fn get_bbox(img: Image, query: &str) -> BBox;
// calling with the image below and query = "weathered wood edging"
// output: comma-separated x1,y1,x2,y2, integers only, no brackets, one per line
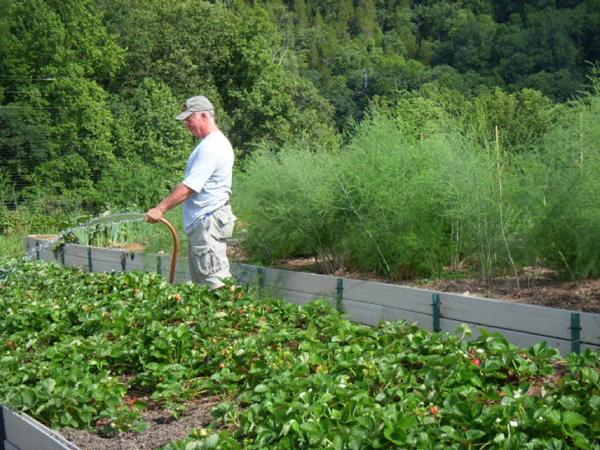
25,236,600,356
1,405,79,450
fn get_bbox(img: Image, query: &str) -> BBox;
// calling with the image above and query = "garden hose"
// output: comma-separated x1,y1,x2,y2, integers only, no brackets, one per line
158,217,180,283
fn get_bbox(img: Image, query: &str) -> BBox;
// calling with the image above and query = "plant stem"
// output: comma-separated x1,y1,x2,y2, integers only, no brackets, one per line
336,174,393,279
496,126,521,292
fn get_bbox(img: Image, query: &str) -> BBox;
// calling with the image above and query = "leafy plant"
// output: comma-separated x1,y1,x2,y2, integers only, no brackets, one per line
1,260,598,448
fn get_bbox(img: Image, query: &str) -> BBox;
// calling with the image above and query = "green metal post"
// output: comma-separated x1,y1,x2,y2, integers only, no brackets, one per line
336,278,344,312
570,313,581,354
87,247,93,272
257,267,265,294
120,253,127,272
0,406,6,450
432,293,441,332
35,241,40,260
156,255,162,276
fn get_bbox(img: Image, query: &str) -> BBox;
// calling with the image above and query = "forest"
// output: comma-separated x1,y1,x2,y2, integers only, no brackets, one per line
2,0,600,279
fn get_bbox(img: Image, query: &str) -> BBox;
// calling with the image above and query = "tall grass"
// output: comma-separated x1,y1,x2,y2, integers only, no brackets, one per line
235,85,600,280
234,144,344,271
521,89,600,278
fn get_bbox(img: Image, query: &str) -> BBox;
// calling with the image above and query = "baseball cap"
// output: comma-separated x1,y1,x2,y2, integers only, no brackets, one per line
176,96,214,121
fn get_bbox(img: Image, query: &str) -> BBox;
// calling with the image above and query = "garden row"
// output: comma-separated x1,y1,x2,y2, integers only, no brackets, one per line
1,260,599,449
26,236,600,356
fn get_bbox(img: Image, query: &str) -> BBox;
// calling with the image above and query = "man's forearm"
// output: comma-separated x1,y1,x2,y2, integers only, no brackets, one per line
156,183,194,213
146,183,194,223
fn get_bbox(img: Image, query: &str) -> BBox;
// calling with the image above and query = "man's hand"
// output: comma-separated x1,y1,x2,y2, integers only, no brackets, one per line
146,206,164,223
145,183,194,224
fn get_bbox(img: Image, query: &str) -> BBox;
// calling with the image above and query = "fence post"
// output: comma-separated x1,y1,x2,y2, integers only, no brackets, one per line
35,241,40,260
59,247,65,266
156,255,162,276
432,293,441,332
257,266,265,294
120,253,127,273
87,247,93,272
570,313,581,354
0,406,6,450
0,405,6,450
336,278,344,312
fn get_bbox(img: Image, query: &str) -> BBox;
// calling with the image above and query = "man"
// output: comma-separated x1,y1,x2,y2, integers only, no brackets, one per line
146,95,236,289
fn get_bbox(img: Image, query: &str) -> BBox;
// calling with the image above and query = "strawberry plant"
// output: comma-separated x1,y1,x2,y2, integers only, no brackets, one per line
1,260,598,449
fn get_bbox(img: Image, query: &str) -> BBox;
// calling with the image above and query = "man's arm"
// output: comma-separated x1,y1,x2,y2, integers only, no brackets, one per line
145,183,195,223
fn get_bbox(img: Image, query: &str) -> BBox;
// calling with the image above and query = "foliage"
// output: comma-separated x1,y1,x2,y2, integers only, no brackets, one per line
235,84,600,280
235,144,343,271
521,88,600,278
0,261,598,448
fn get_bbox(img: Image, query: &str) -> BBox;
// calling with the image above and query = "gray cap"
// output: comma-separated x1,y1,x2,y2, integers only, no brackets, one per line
176,95,214,121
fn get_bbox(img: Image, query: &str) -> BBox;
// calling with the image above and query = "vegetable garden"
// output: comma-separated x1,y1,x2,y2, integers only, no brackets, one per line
1,260,599,449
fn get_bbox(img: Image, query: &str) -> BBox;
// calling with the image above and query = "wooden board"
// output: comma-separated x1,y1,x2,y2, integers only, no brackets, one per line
262,267,337,296
440,292,581,343
439,317,574,356
2,406,79,450
343,299,383,326
342,278,434,314
231,263,260,285
23,239,600,355
580,312,600,346
266,286,334,307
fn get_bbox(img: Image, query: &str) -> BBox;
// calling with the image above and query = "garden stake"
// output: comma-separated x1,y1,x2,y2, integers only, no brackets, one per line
0,406,6,450
157,217,180,284
257,266,265,294
432,293,441,332
570,312,581,354
120,253,127,272
336,278,344,312
156,254,162,276
87,247,93,272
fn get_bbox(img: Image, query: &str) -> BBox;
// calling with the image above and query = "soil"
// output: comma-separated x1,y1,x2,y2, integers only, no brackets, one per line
270,256,600,313
60,396,220,450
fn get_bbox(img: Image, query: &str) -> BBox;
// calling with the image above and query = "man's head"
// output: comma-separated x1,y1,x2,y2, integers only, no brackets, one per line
177,96,217,138
176,96,214,121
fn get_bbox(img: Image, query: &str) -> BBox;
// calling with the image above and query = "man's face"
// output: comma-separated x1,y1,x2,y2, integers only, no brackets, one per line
184,112,208,138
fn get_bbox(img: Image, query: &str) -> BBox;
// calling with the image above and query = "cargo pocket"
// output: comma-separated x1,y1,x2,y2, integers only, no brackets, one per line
211,209,236,240
197,248,224,275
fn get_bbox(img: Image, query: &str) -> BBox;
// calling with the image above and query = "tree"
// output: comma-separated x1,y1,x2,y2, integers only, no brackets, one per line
0,0,124,204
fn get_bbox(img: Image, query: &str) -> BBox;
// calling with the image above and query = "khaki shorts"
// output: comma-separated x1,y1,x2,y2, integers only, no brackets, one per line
188,204,236,289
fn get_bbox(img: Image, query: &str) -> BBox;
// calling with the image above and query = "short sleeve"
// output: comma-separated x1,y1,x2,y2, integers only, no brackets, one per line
183,150,218,193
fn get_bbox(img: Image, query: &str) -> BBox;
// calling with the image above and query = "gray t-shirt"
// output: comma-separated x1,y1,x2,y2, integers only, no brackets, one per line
182,131,234,235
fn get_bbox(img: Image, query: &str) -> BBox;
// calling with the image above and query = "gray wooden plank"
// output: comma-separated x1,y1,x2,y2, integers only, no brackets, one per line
62,244,91,259
266,287,328,307
62,254,88,271
440,292,583,343
231,263,260,285
343,300,383,326
262,267,337,296
124,254,158,273
342,278,435,314
37,245,56,262
381,305,435,331
438,317,574,356
91,259,123,274
580,312,600,346
174,270,191,283
88,246,126,261
3,407,79,450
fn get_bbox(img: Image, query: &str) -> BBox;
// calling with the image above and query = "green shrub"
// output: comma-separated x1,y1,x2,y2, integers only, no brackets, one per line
523,90,600,277
235,143,344,271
